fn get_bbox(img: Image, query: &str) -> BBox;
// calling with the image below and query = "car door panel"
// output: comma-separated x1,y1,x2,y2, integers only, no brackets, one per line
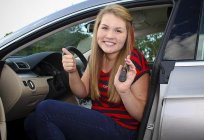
159,62,204,140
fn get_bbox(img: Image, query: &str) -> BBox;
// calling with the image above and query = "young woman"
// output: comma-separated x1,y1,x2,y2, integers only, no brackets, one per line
24,4,150,140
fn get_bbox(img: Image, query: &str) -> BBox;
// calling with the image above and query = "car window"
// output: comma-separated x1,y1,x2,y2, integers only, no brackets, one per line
163,1,201,60
13,5,170,64
132,6,169,63
135,32,163,62
197,1,204,60
14,22,92,56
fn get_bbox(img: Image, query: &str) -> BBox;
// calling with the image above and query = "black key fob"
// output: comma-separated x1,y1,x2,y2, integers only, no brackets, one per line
119,65,128,82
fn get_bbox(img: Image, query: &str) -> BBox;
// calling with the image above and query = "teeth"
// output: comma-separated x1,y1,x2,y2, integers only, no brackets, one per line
105,41,114,46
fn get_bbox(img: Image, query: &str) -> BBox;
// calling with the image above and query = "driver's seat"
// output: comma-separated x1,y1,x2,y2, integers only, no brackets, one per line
77,36,92,60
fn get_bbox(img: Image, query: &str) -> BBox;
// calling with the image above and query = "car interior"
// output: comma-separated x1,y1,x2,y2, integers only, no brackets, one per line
0,3,172,140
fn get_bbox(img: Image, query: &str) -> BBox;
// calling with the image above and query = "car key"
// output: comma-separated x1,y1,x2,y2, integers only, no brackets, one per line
119,64,129,82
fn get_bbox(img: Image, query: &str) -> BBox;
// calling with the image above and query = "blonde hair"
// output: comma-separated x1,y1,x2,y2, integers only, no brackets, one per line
89,4,134,103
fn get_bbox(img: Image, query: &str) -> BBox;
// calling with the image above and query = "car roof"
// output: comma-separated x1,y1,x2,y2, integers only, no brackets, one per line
0,0,136,49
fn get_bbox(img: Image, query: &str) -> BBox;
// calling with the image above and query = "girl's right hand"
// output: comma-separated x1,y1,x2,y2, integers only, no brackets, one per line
62,48,77,73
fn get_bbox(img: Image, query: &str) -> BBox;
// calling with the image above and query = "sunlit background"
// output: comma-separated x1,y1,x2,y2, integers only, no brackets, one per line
0,0,86,39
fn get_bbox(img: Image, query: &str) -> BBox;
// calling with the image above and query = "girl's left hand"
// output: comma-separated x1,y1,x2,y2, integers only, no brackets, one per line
114,55,137,94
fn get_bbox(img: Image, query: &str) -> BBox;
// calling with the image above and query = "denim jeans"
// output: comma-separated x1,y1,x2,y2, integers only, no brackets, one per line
24,99,137,140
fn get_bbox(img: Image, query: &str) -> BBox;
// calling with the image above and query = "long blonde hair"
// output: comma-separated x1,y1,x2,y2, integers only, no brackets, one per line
89,4,134,103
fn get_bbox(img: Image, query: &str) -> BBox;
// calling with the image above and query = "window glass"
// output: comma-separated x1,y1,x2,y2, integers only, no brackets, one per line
13,6,170,64
132,6,169,62
14,22,92,56
197,1,204,60
164,0,202,60
136,32,163,62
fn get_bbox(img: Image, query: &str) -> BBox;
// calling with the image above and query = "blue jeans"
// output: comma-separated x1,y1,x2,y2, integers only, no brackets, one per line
24,99,137,140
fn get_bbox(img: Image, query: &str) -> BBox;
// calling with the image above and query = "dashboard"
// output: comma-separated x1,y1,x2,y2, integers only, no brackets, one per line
0,52,72,121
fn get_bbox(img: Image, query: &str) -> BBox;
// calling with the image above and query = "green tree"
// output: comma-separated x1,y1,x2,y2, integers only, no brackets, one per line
136,32,163,62
15,24,90,56
4,32,13,37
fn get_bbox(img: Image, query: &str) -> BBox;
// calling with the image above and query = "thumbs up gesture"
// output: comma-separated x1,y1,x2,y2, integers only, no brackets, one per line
62,48,77,73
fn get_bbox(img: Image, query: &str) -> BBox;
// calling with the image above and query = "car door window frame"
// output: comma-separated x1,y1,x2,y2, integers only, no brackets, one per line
196,0,204,60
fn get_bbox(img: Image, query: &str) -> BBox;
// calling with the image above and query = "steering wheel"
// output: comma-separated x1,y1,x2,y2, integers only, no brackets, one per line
65,46,91,105
66,46,88,77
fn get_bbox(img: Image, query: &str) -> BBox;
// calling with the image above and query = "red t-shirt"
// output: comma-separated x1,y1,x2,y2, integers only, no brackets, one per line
92,48,150,130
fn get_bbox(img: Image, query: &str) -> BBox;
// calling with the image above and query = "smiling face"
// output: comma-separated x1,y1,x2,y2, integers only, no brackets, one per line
97,13,127,56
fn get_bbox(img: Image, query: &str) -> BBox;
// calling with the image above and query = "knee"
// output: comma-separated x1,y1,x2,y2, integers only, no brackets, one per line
24,100,58,139
36,99,56,113
24,100,55,129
